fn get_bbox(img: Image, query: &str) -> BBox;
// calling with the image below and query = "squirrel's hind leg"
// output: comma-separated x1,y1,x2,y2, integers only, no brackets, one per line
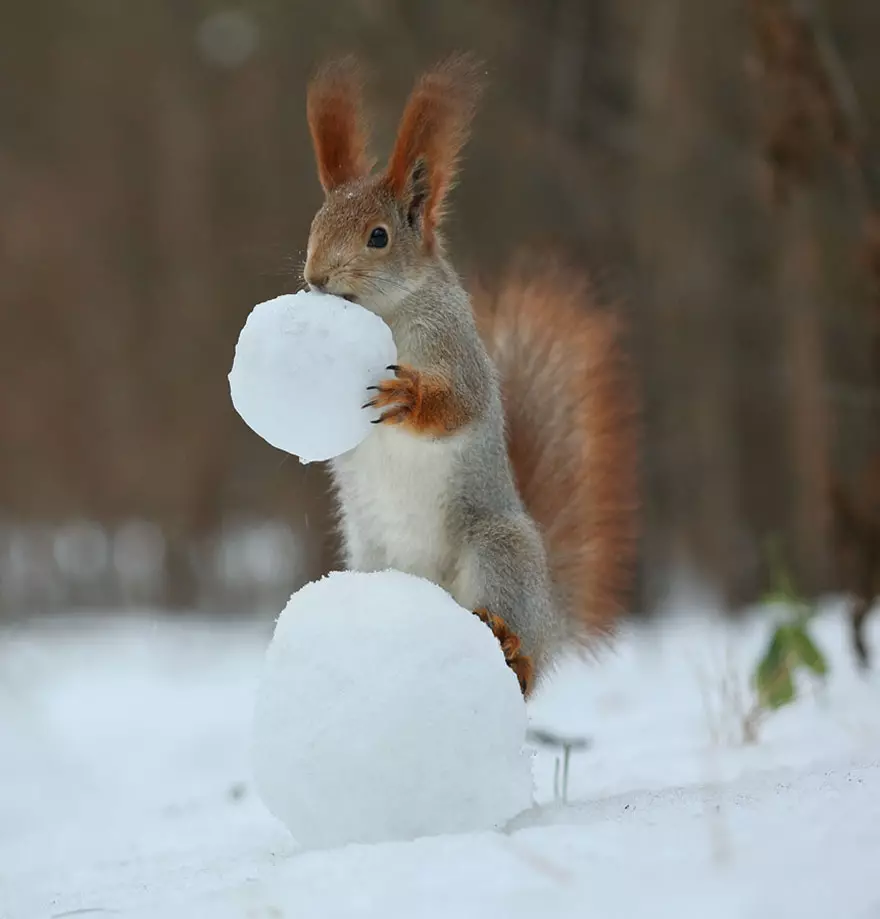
454,513,558,697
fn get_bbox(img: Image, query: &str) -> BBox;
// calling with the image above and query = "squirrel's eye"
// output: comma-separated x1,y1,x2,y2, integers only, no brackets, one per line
367,226,389,249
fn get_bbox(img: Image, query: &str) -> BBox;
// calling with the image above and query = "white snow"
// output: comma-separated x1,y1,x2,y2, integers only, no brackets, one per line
253,570,533,848
3,598,879,918
228,291,397,463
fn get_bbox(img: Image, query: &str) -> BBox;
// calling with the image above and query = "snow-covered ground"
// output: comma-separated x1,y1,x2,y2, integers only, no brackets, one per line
3,598,879,918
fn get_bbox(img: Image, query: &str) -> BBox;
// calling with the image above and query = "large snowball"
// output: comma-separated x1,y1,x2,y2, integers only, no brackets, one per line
252,570,534,849
228,291,397,463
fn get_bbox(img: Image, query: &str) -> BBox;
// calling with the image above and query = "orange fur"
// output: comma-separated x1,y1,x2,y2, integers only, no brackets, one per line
473,257,640,644
473,608,535,694
366,364,472,436
384,53,483,251
307,57,374,191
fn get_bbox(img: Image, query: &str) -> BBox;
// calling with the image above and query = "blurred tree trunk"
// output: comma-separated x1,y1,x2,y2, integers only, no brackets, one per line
629,0,746,603
776,192,830,590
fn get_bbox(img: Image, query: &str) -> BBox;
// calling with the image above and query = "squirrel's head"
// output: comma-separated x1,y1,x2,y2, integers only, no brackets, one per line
303,54,483,319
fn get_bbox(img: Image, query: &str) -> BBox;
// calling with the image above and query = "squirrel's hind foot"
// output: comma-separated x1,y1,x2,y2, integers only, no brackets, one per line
472,608,535,697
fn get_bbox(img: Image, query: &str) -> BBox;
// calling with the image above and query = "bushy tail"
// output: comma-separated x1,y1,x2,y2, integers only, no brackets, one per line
473,256,639,645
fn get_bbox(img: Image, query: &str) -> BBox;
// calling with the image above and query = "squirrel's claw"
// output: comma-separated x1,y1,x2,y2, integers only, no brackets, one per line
371,406,411,425
473,608,535,697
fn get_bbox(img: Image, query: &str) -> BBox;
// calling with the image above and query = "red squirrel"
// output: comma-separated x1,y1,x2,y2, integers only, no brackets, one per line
302,54,638,694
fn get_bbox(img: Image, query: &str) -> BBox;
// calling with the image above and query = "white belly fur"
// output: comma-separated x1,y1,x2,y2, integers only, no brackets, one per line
332,425,461,585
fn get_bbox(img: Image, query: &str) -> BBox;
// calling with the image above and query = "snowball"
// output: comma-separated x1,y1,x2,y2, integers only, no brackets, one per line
228,291,397,463
252,569,534,849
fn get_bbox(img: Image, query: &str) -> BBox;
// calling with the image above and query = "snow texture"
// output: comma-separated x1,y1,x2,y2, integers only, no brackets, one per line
3,597,880,918
228,291,397,463
253,569,534,848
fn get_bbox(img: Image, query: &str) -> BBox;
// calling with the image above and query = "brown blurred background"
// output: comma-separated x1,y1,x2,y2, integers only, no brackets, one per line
2,0,879,617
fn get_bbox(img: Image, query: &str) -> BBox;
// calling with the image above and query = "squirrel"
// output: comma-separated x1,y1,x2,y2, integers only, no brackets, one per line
302,53,638,696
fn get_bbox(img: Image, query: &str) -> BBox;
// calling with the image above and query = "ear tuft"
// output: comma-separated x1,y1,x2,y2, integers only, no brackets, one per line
385,52,484,250
307,57,374,192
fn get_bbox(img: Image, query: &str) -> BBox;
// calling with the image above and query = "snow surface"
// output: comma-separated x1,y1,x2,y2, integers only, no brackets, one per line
3,598,880,918
253,570,533,848
228,291,397,463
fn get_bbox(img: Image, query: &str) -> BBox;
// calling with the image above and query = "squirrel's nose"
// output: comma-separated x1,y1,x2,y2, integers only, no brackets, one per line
304,268,329,293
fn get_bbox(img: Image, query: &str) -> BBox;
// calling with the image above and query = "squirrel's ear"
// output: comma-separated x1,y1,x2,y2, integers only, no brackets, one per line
403,159,430,231
307,57,374,192
385,53,484,250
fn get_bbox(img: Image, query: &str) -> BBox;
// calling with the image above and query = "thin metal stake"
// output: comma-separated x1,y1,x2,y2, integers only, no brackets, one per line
562,745,572,804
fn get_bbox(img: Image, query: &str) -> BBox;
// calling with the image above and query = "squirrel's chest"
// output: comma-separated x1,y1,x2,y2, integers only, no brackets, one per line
331,426,459,576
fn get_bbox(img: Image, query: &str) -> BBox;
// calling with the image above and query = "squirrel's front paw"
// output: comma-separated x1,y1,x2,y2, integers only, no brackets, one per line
363,364,421,426
473,608,535,697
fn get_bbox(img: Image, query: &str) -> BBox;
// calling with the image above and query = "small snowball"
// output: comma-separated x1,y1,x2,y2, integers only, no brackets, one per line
228,292,397,463
252,570,534,849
